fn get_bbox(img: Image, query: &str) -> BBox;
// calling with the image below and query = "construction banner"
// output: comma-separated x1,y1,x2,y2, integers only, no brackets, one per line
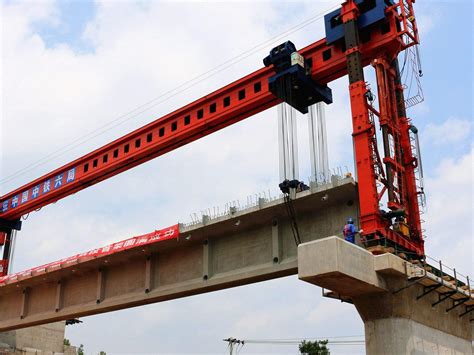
0,224,179,285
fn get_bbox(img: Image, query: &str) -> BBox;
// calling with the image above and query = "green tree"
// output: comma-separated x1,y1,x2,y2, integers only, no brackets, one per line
99,351,106,355
299,340,330,355
77,344,84,355
64,338,71,346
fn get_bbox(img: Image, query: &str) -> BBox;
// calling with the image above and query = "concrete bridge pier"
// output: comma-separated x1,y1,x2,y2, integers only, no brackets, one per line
298,237,473,355
353,280,472,354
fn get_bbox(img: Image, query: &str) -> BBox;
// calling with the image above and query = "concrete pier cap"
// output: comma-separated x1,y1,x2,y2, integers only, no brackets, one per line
298,237,473,355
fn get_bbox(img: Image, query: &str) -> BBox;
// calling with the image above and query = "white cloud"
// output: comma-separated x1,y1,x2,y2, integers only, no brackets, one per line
423,118,472,146
1,0,59,45
407,100,430,116
423,146,473,275
415,3,441,38
307,297,355,326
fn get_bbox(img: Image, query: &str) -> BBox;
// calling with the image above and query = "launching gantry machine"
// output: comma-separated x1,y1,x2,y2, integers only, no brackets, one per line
0,0,425,276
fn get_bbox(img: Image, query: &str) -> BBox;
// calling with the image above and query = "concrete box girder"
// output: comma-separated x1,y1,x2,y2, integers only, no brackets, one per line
0,179,357,332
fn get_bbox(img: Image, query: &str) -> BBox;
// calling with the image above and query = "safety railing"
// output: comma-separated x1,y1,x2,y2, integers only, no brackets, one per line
402,46,424,108
181,188,280,228
390,0,420,49
424,255,472,292
181,169,349,228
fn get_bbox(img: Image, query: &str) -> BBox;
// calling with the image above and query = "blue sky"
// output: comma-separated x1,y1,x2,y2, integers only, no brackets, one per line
1,0,472,354
33,0,96,53
410,1,472,169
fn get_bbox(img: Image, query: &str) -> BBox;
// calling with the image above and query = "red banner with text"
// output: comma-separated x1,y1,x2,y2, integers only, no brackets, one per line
0,224,179,286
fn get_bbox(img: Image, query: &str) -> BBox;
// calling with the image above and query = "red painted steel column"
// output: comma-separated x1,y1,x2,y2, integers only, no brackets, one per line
393,60,424,253
342,0,385,237
349,83,382,235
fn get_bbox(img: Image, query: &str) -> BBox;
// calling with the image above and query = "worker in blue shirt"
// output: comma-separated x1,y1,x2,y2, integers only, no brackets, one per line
343,217,357,244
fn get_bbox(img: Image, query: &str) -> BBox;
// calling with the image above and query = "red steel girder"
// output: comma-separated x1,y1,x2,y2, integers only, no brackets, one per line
0,17,403,220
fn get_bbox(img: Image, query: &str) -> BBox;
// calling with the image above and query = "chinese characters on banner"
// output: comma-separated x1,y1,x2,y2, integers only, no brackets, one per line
1,168,77,213
0,224,179,285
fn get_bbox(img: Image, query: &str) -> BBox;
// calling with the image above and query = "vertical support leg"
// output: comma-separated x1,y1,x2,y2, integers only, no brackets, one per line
317,103,329,181
203,239,211,281
271,219,281,264
289,104,299,181
145,256,153,293
96,268,105,304
278,103,299,182
20,287,29,319
0,218,21,277
375,61,396,203
392,59,424,251
0,230,16,277
55,280,63,312
308,103,330,183
278,103,289,182
342,4,385,237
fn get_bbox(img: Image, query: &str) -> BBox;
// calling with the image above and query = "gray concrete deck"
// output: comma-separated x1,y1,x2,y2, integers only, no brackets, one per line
0,178,357,331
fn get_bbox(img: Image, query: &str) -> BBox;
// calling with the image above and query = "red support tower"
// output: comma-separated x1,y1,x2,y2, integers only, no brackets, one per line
341,0,424,256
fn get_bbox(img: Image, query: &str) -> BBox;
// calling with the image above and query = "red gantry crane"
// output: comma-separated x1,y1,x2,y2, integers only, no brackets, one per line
0,0,424,276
